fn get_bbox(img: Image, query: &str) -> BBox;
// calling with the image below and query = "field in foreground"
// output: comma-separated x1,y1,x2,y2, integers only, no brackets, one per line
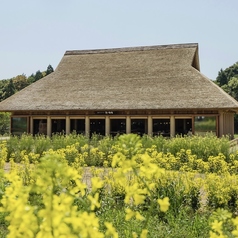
0,133,238,237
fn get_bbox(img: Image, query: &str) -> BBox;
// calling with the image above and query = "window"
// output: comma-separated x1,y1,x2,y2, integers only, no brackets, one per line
33,119,47,135
70,119,85,134
131,119,148,136
175,118,192,136
11,117,28,135
110,119,126,136
153,119,170,137
51,119,66,134
90,119,105,136
194,116,216,135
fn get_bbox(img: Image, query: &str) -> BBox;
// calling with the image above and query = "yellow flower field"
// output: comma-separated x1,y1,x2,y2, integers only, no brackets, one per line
0,133,237,237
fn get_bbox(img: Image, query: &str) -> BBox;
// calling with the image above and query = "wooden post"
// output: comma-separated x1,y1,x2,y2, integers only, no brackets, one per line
219,111,224,137
85,116,90,136
66,116,70,135
126,116,131,134
148,116,152,136
170,116,175,137
30,117,33,135
47,116,51,137
105,116,110,135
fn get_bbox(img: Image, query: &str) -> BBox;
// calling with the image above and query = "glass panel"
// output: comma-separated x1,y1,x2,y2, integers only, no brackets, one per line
33,119,47,135
153,119,170,137
175,119,192,136
70,119,85,134
11,117,28,135
194,116,216,136
110,119,126,136
90,119,105,136
51,119,66,134
131,119,148,136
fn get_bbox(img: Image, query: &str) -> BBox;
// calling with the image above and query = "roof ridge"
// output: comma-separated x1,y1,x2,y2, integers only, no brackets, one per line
65,43,198,56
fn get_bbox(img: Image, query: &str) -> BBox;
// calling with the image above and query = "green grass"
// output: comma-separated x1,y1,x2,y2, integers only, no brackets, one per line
0,213,8,238
4,133,231,165
97,204,210,237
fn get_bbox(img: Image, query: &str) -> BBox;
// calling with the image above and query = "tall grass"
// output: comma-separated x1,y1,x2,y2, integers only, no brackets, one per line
164,133,230,160
3,133,231,164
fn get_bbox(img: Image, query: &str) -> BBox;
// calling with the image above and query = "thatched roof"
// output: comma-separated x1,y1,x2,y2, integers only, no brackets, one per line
1,43,238,112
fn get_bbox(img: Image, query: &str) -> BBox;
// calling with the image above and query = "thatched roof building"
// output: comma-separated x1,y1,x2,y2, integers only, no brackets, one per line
0,43,238,137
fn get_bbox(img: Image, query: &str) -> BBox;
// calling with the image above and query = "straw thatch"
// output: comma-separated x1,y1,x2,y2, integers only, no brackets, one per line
0,43,238,112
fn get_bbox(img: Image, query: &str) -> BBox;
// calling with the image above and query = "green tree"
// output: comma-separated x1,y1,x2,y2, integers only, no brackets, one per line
34,70,43,82
13,74,29,91
0,80,9,101
0,65,53,102
227,77,238,99
216,62,238,86
215,62,238,133
0,112,10,134
46,64,54,75
27,74,36,84
3,79,16,99
216,69,228,86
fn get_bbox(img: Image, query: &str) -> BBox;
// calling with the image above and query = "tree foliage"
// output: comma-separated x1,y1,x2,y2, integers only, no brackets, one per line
216,62,238,87
13,74,29,91
34,70,44,82
3,79,16,99
46,64,54,75
215,62,238,133
0,65,54,134
0,112,10,134
0,64,54,102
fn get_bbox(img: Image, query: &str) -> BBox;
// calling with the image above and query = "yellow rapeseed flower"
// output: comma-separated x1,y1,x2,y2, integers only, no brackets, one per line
232,229,238,237
135,211,145,221
134,193,146,206
140,229,148,238
233,217,238,226
209,231,220,238
132,232,138,238
105,222,118,238
91,177,104,192
157,197,170,212
211,220,223,234
125,208,135,221
125,208,144,221
88,192,100,211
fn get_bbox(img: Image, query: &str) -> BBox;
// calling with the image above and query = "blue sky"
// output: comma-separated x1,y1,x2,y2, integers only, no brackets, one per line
0,0,237,80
